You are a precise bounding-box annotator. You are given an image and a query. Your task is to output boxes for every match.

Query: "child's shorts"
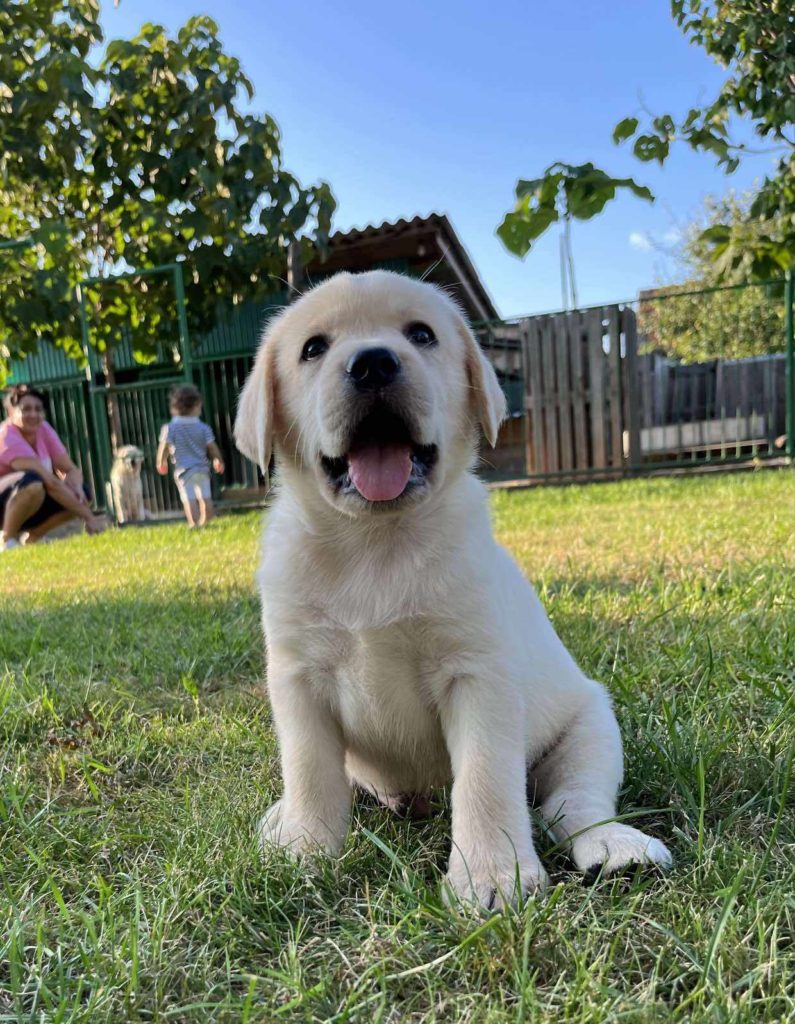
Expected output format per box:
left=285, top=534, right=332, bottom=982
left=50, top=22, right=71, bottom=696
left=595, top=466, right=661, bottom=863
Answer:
left=176, top=470, right=211, bottom=504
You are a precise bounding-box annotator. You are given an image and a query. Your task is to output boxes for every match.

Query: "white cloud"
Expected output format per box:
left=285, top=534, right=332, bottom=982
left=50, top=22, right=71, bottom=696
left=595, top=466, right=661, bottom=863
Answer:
left=629, top=231, right=652, bottom=252
left=663, top=227, right=682, bottom=244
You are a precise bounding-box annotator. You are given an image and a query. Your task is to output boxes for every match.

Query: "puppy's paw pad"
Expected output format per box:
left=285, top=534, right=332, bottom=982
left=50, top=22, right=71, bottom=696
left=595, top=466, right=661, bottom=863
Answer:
left=572, top=824, right=672, bottom=880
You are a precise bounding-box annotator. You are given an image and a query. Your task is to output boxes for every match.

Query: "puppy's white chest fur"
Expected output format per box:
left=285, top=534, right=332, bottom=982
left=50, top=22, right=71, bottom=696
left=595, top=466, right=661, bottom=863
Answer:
left=272, top=613, right=455, bottom=797
left=258, top=479, right=504, bottom=790
left=330, top=621, right=452, bottom=790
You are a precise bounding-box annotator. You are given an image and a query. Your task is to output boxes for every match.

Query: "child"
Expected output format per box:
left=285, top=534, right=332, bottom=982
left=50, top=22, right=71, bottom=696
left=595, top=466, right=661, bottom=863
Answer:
left=156, top=384, right=224, bottom=527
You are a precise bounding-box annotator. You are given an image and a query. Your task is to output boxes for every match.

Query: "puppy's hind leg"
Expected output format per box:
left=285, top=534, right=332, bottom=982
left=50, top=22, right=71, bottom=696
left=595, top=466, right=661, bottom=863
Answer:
left=530, top=681, right=672, bottom=880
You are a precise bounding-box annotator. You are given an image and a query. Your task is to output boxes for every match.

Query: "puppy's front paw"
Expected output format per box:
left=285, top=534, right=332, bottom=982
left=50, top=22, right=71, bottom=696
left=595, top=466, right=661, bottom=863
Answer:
left=258, top=799, right=346, bottom=856
left=443, top=844, right=549, bottom=912
left=571, top=823, right=672, bottom=881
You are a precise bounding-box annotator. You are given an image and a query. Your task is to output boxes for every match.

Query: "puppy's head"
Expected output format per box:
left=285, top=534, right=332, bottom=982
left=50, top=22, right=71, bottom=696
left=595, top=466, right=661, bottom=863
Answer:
left=235, top=271, right=505, bottom=516
left=113, top=445, right=144, bottom=476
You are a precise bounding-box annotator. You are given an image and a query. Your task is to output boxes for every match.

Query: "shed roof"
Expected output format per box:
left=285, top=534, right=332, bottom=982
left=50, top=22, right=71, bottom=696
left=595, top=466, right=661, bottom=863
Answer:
left=306, top=213, right=499, bottom=323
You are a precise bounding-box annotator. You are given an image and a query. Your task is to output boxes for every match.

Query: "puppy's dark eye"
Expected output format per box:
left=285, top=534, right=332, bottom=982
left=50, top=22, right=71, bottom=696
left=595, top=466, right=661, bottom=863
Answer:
left=301, top=335, right=329, bottom=361
left=404, top=322, right=437, bottom=347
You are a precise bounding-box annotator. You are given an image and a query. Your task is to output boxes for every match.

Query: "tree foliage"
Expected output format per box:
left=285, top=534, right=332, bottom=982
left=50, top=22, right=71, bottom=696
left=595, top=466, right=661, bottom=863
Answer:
left=638, top=194, right=786, bottom=362
left=0, top=1, right=335, bottom=374
left=498, top=1, right=794, bottom=283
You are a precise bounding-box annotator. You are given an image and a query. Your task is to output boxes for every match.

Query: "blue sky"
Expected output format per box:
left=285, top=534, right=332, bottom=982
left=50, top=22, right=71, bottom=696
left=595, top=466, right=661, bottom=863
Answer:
left=101, top=1, right=777, bottom=318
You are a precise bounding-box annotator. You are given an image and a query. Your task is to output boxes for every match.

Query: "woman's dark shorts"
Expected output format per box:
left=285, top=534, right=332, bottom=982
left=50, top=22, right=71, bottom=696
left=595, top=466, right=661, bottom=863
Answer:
left=0, top=471, right=91, bottom=531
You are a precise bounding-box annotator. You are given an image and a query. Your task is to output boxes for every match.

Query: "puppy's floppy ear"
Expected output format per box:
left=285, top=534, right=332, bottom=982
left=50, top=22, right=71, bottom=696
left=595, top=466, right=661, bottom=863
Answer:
left=234, top=330, right=276, bottom=475
left=456, top=315, right=507, bottom=448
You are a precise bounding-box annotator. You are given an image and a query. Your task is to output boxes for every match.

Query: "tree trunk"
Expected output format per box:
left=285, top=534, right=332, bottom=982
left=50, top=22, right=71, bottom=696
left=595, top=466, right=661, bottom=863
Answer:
left=102, top=348, right=123, bottom=453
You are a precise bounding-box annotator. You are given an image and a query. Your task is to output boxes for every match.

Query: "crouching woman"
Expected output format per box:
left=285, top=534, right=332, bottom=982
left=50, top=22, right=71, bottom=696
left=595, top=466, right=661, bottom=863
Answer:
left=0, top=385, right=106, bottom=551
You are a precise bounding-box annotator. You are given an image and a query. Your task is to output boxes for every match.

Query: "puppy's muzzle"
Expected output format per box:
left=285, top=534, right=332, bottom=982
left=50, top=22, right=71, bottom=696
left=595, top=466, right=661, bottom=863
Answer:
left=319, top=344, right=438, bottom=506
left=346, top=347, right=401, bottom=393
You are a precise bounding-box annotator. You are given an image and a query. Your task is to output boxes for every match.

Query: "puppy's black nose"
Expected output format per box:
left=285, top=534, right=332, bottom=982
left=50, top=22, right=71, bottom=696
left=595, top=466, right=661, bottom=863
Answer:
left=346, top=347, right=401, bottom=391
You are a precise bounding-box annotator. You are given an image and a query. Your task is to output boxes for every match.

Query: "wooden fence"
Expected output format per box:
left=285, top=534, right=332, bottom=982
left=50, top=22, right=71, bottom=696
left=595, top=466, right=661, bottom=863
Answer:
left=518, top=306, right=640, bottom=479
left=500, top=306, right=787, bottom=480
left=635, top=351, right=786, bottom=455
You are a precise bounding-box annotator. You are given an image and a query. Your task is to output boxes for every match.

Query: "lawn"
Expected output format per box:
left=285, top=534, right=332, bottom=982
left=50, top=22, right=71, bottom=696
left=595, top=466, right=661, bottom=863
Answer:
left=1, top=471, right=793, bottom=1023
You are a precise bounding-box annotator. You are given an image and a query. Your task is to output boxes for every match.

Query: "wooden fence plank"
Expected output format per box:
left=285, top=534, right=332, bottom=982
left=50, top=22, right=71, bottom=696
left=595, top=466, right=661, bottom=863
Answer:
left=639, top=353, right=654, bottom=428
left=657, top=357, right=669, bottom=426
left=763, top=355, right=775, bottom=449
left=607, top=305, right=623, bottom=468
left=520, top=320, right=536, bottom=474
left=622, top=307, right=641, bottom=466
left=740, top=359, right=750, bottom=419
left=690, top=365, right=699, bottom=457
left=527, top=318, right=545, bottom=474
left=541, top=316, right=560, bottom=472
left=647, top=355, right=658, bottom=425
left=569, top=312, right=589, bottom=469
left=555, top=313, right=573, bottom=470
left=587, top=307, right=607, bottom=469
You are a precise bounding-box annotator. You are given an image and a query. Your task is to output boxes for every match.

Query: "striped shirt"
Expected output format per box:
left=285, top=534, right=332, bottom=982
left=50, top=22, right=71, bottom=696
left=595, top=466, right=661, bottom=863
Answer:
left=159, top=416, right=215, bottom=479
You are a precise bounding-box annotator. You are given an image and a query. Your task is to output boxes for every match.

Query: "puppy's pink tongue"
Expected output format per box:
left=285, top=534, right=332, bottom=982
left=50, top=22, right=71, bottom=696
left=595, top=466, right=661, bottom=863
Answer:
left=348, top=444, right=412, bottom=501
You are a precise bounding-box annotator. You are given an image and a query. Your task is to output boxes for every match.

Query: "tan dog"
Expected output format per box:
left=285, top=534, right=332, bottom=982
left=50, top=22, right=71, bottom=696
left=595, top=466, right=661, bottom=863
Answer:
left=234, top=271, right=671, bottom=910
left=109, top=444, right=146, bottom=524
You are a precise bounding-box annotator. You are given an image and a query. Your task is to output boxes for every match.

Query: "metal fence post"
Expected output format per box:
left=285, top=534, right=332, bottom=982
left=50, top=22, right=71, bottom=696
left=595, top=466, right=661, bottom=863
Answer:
left=786, top=268, right=794, bottom=461
left=77, top=283, right=113, bottom=510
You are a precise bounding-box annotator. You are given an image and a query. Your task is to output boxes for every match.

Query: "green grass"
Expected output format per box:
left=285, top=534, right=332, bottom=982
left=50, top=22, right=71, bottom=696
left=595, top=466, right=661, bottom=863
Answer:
left=1, top=471, right=793, bottom=1022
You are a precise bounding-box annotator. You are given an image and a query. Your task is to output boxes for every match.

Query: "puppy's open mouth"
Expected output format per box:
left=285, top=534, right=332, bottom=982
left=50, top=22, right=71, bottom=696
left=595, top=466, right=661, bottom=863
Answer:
left=321, top=408, right=438, bottom=503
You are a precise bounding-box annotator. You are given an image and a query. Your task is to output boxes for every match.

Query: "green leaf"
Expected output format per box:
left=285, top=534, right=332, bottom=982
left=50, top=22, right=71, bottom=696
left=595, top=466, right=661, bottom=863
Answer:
left=497, top=206, right=558, bottom=257
left=652, top=114, right=676, bottom=137
left=621, top=180, right=655, bottom=203
left=633, top=134, right=670, bottom=164
left=515, top=177, right=545, bottom=199
left=612, top=117, right=639, bottom=144
left=699, top=225, right=732, bottom=244
left=685, top=127, right=731, bottom=161
left=565, top=177, right=615, bottom=220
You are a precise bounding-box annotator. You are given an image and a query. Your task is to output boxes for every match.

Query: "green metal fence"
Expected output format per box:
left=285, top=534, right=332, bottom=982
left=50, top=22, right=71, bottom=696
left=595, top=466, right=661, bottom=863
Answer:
left=195, top=353, right=260, bottom=494
left=45, top=377, right=100, bottom=500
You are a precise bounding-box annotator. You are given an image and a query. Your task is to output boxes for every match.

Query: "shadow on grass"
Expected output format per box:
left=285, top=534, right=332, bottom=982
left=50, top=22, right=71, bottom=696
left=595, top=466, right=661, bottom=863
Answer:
left=0, top=589, right=263, bottom=698
left=3, top=562, right=787, bottom=689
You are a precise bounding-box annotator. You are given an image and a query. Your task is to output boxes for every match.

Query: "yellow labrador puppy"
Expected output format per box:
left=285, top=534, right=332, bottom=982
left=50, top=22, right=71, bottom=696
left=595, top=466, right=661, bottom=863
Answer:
left=235, top=270, right=671, bottom=909
left=109, top=444, right=146, bottom=525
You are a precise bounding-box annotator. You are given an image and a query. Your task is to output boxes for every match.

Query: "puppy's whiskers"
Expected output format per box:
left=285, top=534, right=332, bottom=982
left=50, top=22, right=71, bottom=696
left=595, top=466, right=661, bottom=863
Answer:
left=282, top=414, right=302, bottom=446
left=420, top=256, right=445, bottom=283
left=272, top=274, right=306, bottom=299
